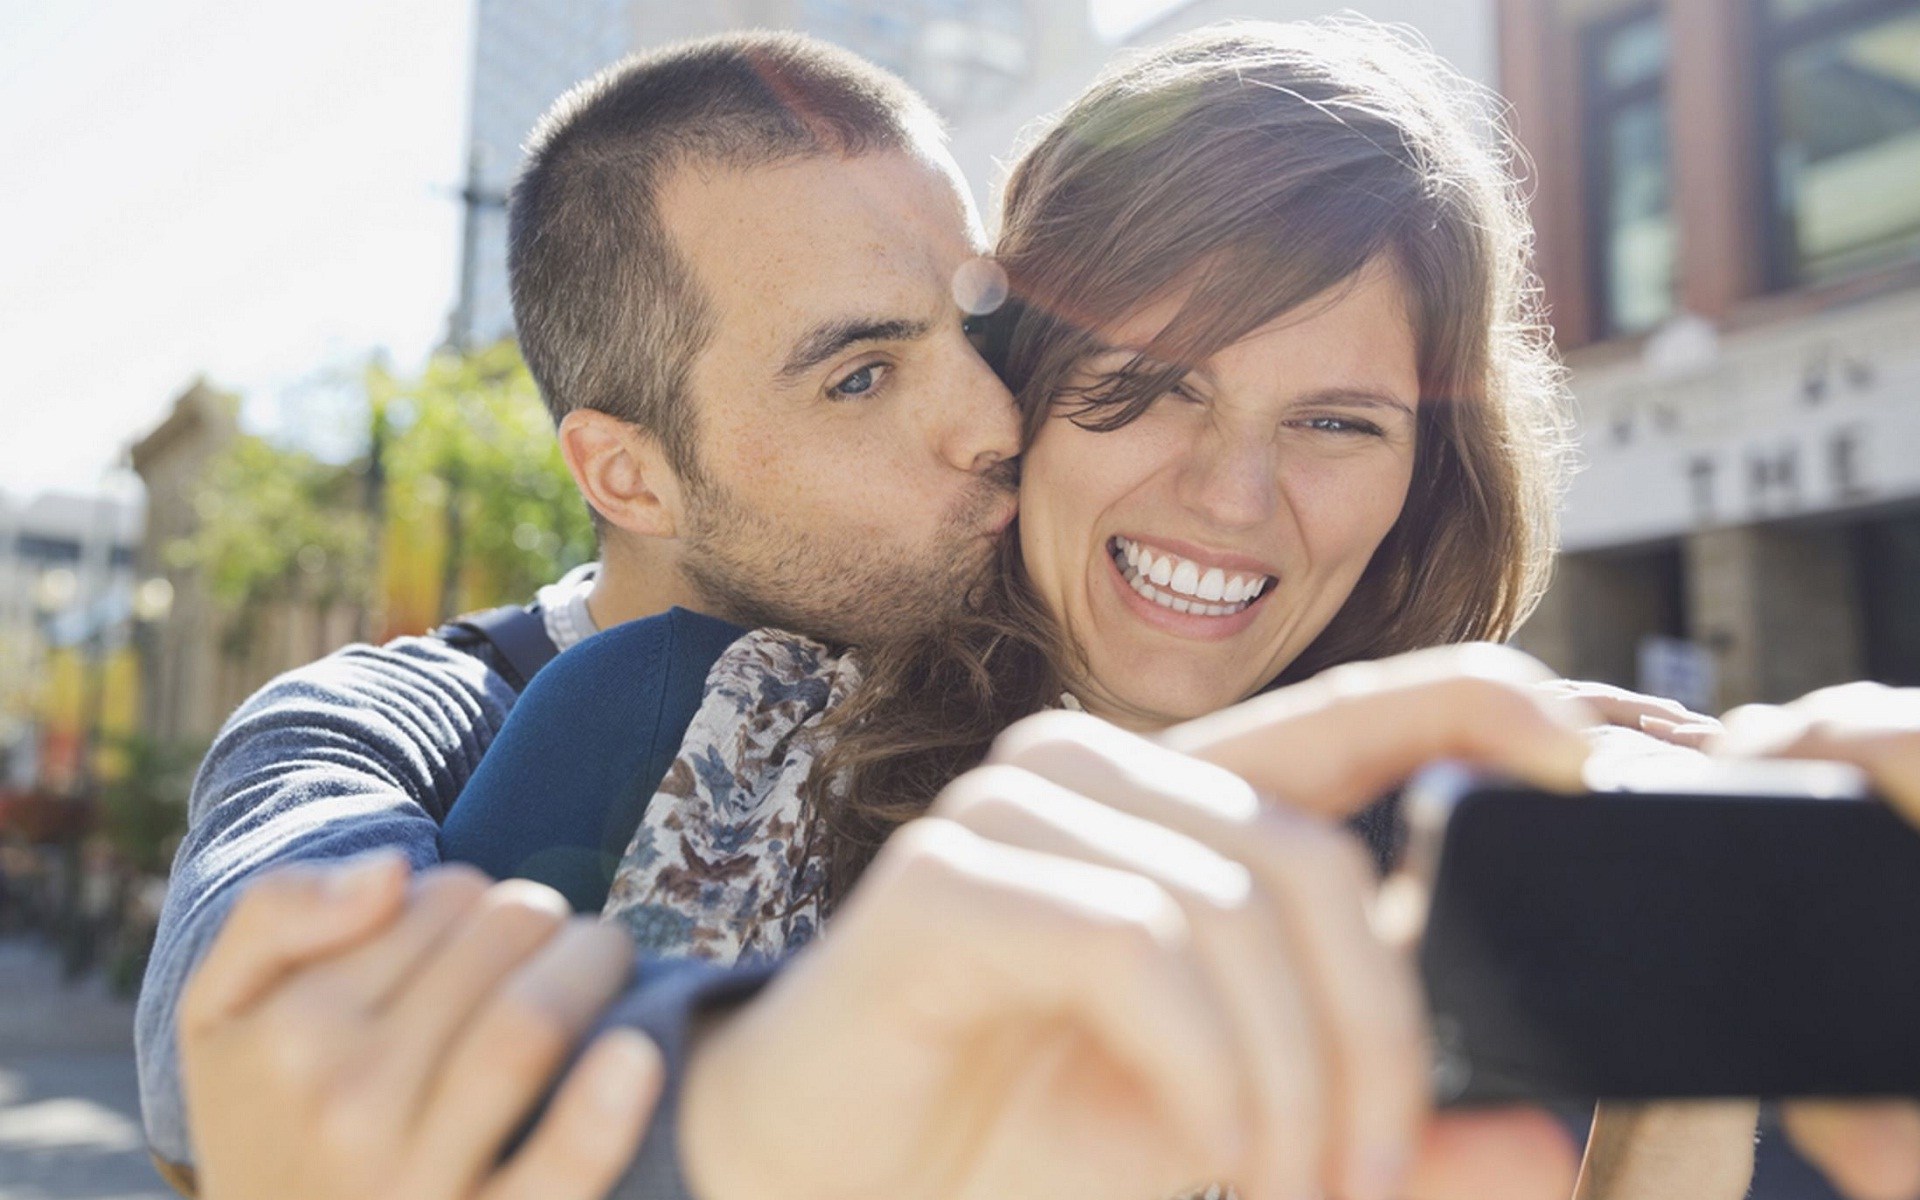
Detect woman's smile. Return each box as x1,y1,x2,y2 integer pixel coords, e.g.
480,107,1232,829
1102,533,1275,639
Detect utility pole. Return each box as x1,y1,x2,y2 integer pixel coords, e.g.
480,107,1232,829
355,393,388,644
448,146,510,352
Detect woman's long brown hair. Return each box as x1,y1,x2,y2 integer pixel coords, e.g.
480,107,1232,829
802,19,1574,907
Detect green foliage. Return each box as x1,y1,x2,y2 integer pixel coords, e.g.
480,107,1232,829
172,343,593,643
172,433,374,656
95,733,201,877
374,341,595,617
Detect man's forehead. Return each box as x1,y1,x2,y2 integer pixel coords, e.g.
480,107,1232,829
659,149,978,363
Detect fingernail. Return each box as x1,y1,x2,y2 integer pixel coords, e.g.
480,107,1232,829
589,1031,661,1115
323,852,400,899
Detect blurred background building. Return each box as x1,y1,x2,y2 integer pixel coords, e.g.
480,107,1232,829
0,489,141,792
1503,0,1920,711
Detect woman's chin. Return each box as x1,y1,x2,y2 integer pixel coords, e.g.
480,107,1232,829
1086,669,1250,730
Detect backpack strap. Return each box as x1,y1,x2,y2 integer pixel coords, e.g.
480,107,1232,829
436,604,561,693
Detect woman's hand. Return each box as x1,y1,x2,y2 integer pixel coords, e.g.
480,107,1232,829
1540,679,1723,749
179,856,658,1200
680,644,1598,1200
1161,642,1596,815
1711,682,1920,1200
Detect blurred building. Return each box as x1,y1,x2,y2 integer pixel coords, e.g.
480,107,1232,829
1503,0,1920,709
129,381,363,747
450,0,635,348
450,0,1499,347
0,489,142,790
128,381,239,746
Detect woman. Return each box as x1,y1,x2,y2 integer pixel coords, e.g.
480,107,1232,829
601,17,1573,959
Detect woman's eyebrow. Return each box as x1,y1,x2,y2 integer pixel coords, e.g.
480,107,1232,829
1080,350,1413,415
1292,387,1417,415
778,316,932,381
1084,343,1203,381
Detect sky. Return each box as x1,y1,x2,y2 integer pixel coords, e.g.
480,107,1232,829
0,0,473,504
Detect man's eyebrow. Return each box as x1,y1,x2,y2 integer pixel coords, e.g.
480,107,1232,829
778,316,933,381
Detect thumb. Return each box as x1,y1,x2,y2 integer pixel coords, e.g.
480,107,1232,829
181,851,410,1032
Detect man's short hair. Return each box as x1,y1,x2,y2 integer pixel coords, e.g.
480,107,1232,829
508,31,942,481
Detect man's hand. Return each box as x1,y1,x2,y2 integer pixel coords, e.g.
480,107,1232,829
680,644,1590,1200
1713,683,1920,1200
178,855,659,1200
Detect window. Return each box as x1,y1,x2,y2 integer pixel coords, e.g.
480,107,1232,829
1582,6,1678,337
1762,0,1920,285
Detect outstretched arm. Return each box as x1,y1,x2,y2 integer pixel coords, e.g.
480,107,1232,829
137,637,514,1173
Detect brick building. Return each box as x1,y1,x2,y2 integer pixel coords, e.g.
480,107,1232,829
1502,0,1920,708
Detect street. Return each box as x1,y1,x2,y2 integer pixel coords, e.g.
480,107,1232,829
0,938,172,1200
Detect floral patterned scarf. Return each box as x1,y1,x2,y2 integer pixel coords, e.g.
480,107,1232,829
602,628,857,964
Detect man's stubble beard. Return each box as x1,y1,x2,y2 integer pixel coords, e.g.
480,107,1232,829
678,459,1018,649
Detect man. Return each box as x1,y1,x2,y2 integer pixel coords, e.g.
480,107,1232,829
137,29,1020,1189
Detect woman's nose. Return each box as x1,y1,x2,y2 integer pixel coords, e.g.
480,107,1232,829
1176,429,1279,531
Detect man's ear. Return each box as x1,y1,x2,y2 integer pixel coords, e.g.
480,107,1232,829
558,409,687,540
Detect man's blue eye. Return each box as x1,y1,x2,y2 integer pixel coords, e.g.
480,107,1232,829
832,365,878,398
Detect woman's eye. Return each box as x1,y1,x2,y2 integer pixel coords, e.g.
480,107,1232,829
830,364,885,399
1301,415,1382,435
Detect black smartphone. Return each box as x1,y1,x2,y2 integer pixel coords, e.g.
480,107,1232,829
1403,759,1920,1104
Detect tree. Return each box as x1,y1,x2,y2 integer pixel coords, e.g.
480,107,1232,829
172,343,594,649
372,341,594,634
96,732,200,878
172,433,374,659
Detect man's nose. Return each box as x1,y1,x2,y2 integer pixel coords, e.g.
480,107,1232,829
1177,427,1279,530
935,341,1022,474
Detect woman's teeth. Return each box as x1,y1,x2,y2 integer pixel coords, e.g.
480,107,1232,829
1109,536,1272,618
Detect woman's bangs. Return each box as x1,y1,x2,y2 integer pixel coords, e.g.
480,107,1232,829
1050,206,1404,433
